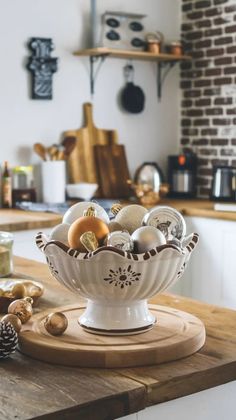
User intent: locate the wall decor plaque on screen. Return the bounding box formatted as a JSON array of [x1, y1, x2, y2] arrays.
[[27, 37, 58, 100]]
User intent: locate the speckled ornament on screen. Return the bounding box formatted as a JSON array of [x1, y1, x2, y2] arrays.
[[8, 298, 33, 324], [131, 226, 166, 254], [49, 223, 70, 245], [1, 314, 22, 333], [142, 206, 186, 241], [63, 201, 110, 225], [44, 312, 68, 336], [115, 204, 148, 234]]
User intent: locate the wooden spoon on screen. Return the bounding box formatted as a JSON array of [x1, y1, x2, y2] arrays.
[[33, 143, 47, 161]]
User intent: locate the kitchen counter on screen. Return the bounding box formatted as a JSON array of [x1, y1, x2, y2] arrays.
[[0, 199, 236, 233], [0, 209, 62, 231], [1, 256, 236, 420]]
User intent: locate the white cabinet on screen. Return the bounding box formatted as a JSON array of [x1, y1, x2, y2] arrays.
[[12, 228, 51, 263], [177, 216, 236, 309]]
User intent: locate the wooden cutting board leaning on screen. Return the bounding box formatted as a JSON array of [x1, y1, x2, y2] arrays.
[[94, 144, 131, 198], [63, 103, 118, 184]]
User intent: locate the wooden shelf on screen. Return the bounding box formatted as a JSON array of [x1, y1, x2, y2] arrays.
[[73, 47, 191, 62], [73, 47, 191, 98]]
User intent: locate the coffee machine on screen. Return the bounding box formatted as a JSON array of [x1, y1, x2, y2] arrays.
[[168, 153, 197, 198]]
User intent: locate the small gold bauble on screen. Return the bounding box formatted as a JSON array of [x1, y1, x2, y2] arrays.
[[1, 314, 22, 333], [8, 299, 33, 324], [11, 283, 26, 299], [44, 312, 68, 336]]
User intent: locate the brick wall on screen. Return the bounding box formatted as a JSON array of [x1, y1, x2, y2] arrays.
[[181, 0, 236, 197]]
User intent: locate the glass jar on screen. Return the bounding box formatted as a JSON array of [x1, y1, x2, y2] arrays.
[[0, 232, 14, 277]]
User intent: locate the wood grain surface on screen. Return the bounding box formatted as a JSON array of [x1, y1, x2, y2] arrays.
[[0, 209, 62, 232], [18, 303, 205, 368], [64, 103, 118, 184], [94, 144, 131, 198], [0, 256, 235, 420]]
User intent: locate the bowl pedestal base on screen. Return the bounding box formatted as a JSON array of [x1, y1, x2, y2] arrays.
[[78, 299, 156, 335]]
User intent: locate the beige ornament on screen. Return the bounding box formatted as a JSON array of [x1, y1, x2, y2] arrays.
[[8, 298, 33, 324], [115, 204, 148, 234], [108, 221, 123, 233], [44, 312, 68, 336], [1, 314, 22, 333]]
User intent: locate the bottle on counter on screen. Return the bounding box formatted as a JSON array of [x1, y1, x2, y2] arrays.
[[2, 161, 12, 208]]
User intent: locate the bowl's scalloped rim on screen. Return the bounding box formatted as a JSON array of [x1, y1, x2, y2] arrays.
[[36, 232, 199, 262]]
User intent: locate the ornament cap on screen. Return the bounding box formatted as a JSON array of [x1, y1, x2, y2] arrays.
[[83, 206, 97, 217], [80, 231, 99, 252], [111, 203, 122, 216]]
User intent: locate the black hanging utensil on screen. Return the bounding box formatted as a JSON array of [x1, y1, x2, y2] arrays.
[[120, 64, 145, 114]]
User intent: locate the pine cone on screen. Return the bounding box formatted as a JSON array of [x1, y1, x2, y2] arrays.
[[0, 321, 18, 359]]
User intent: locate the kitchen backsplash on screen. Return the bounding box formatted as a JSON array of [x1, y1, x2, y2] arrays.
[[181, 0, 236, 198]]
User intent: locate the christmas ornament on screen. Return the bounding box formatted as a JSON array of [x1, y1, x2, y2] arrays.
[[8, 298, 33, 324], [44, 312, 68, 336], [80, 231, 99, 252], [108, 221, 123, 233], [1, 314, 22, 333], [114, 204, 148, 234], [11, 283, 27, 299], [63, 201, 110, 225], [107, 231, 134, 252], [142, 206, 186, 241], [131, 226, 166, 254], [0, 321, 18, 359], [49, 223, 70, 245], [68, 206, 109, 252]]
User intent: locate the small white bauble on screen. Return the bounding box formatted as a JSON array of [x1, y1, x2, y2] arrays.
[[131, 226, 166, 254], [62, 201, 110, 225], [49, 223, 70, 244], [115, 204, 148, 234]]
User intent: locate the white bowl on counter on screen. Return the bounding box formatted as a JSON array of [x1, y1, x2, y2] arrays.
[[66, 183, 98, 200], [36, 232, 199, 335]]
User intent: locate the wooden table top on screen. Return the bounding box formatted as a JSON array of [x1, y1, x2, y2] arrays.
[[0, 256, 235, 420]]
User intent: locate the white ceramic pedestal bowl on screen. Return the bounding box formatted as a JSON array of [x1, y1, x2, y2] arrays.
[[36, 232, 199, 335]]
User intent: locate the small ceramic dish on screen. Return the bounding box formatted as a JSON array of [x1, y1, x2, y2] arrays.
[[0, 278, 44, 313], [36, 231, 199, 335]]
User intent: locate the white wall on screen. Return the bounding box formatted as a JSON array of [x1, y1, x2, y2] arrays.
[[0, 0, 180, 184]]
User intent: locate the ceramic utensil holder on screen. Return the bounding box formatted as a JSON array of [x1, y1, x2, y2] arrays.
[[42, 161, 66, 203]]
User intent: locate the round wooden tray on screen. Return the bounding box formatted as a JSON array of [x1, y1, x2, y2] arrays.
[[18, 304, 206, 368]]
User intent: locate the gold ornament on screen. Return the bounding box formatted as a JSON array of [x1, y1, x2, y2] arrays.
[[8, 298, 33, 324], [1, 314, 22, 333], [11, 283, 26, 299], [44, 312, 68, 336], [68, 212, 109, 252]]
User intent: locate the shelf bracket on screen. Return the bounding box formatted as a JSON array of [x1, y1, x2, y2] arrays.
[[89, 55, 107, 96], [157, 61, 178, 101]]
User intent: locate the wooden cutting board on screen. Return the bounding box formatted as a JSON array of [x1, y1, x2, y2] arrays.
[[64, 103, 118, 183], [94, 144, 131, 198], [18, 303, 205, 368]]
